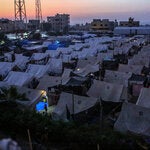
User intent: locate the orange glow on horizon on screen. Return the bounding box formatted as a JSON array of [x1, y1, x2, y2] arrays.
[[0, 0, 150, 24]]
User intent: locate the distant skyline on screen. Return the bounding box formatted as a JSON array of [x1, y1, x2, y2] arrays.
[[0, 0, 150, 25]]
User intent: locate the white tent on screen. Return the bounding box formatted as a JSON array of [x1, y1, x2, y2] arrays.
[[114, 43, 133, 55], [114, 102, 150, 137], [61, 68, 72, 83], [30, 53, 49, 61], [37, 75, 62, 91], [97, 52, 113, 63], [4, 71, 34, 87], [136, 88, 150, 108], [14, 54, 29, 70], [47, 58, 63, 74], [87, 80, 126, 102], [76, 56, 98, 69], [118, 64, 143, 75], [4, 52, 13, 62], [52, 92, 98, 121], [26, 64, 49, 78], [74, 64, 99, 77], [45, 50, 60, 58], [104, 70, 132, 87], [15, 86, 45, 108], [0, 62, 14, 77]]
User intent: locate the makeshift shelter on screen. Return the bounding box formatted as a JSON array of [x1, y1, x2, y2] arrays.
[[74, 64, 99, 77], [37, 75, 62, 91], [76, 56, 98, 69], [15, 86, 46, 108], [114, 27, 150, 35], [87, 80, 127, 102], [52, 92, 98, 121], [4, 52, 14, 62], [104, 70, 132, 87], [97, 52, 113, 63], [22, 44, 44, 52], [114, 102, 150, 137], [47, 58, 63, 75], [45, 50, 61, 58], [128, 74, 146, 97], [118, 64, 143, 75], [114, 43, 133, 55], [61, 68, 72, 82], [30, 53, 49, 64], [61, 76, 91, 95], [4, 71, 35, 87], [14, 54, 29, 71], [26, 64, 49, 79], [136, 88, 150, 108], [0, 62, 15, 78]]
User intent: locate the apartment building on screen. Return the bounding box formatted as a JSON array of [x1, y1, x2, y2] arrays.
[[120, 17, 140, 27], [47, 14, 70, 33], [91, 19, 118, 31]]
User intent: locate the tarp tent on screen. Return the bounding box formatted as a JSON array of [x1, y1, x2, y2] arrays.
[[114, 43, 133, 55], [47, 58, 63, 74], [136, 88, 150, 108], [104, 70, 132, 87], [26, 64, 49, 78], [36, 75, 62, 91], [45, 50, 60, 58], [52, 92, 97, 121], [0, 62, 14, 77], [114, 102, 150, 137], [118, 64, 143, 75], [30, 53, 49, 61], [87, 80, 126, 102], [76, 56, 98, 69], [4, 71, 34, 87], [14, 54, 29, 70], [61, 68, 72, 83], [15, 86, 45, 108], [74, 64, 99, 77]]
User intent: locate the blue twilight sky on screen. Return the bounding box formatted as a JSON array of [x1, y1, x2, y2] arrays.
[[0, 0, 150, 24]]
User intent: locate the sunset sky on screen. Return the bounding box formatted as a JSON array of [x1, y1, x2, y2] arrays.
[[0, 0, 150, 24]]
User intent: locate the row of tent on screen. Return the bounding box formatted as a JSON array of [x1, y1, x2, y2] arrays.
[[0, 34, 150, 137]]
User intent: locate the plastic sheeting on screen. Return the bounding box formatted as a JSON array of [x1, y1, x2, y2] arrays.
[[4, 71, 34, 87], [114, 102, 150, 137], [136, 88, 150, 108], [118, 64, 143, 75], [87, 80, 125, 102], [26, 64, 49, 78], [0, 62, 14, 77], [104, 70, 132, 87], [52, 92, 97, 121]]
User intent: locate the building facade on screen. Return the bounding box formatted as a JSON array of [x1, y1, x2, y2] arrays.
[[120, 17, 140, 27], [47, 14, 70, 33], [91, 19, 118, 31], [28, 20, 40, 31], [0, 18, 14, 33]]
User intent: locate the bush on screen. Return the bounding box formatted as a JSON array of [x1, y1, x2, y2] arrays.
[[0, 102, 147, 150]]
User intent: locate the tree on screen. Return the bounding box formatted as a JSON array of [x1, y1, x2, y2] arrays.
[[0, 86, 28, 102]]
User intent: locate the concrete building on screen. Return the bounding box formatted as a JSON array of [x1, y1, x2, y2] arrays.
[[114, 27, 150, 35], [47, 14, 70, 33], [120, 17, 140, 27], [91, 19, 118, 31], [0, 18, 14, 33], [28, 20, 40, 31], [70, 23, 91, 31]]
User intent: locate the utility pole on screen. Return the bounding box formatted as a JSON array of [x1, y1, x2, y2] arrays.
[[72, 90, 75, 120], [35, 0, 42, 29], [14, 0, 27, 28]]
